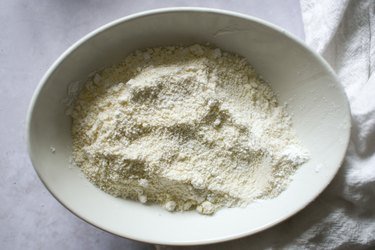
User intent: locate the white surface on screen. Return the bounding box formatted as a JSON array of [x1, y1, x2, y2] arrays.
[[27, 8, 350, 245], [0, 1, 304, 249]]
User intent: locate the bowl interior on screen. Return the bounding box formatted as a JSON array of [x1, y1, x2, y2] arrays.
[[28, 9, 351, 245]]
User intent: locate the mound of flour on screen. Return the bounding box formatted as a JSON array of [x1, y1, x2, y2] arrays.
[[71, 45, 309, 215]]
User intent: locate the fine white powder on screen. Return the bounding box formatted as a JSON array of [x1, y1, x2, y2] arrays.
[[71, 45, 309, 215]]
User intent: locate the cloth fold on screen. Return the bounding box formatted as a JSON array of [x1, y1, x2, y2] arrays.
[[161, 1, 375, 249], [302, 0, 375, 218]]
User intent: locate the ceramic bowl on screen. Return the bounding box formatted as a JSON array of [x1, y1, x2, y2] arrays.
[[27, 8, 351, 245]]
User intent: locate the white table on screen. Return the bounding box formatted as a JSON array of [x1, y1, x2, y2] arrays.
[[0, 1, 304, 249]]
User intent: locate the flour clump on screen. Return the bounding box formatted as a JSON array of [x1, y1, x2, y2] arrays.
[[71, 45, 309, 215]]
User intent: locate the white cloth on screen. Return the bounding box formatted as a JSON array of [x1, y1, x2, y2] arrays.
[[160, 1, 375, 249]]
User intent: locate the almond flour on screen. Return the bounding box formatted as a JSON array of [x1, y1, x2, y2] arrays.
[[71, 45, 309, 215]]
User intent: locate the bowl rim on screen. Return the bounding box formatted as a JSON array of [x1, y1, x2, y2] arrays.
[[26, 7, 351, 246]]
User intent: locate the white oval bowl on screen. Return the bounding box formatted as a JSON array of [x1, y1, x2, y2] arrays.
[[27, 8, 351, 245]]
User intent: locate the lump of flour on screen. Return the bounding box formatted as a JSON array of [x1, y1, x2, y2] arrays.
[[71, 44, 309, 215]]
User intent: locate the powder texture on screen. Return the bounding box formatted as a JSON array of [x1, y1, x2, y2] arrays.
[[71, 45, 309, 215]]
